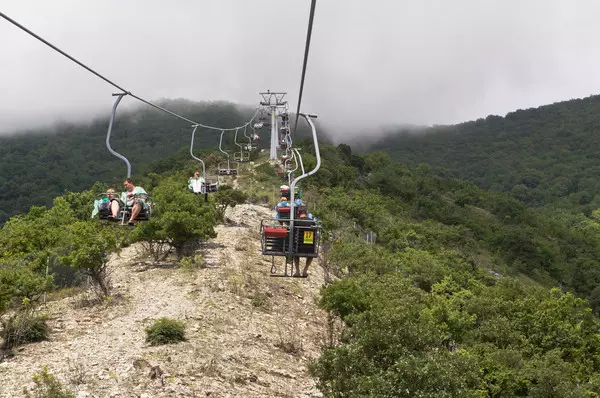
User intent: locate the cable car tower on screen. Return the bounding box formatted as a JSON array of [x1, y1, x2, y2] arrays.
[[259, 90, 288, 160]]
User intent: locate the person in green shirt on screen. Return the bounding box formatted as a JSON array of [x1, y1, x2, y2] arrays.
[[117, 178, 148, 226]]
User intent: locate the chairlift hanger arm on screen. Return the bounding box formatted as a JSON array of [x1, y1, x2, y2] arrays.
[[105, 93, 132, 178], [190, 125, 206, 180], [234, 127, 244, 153], [218, 129, 229, 158]]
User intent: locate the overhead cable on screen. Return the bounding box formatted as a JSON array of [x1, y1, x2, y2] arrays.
[[293, 0, 317, 133], [0, 11, 257, 131]]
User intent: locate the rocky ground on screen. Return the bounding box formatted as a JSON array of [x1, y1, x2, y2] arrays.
[[0, 204, 328, 397]]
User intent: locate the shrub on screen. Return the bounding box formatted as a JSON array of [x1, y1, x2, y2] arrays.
[[213, 185, 248, 221], [250, 293, 271, 312], [23, 366, 75, 398], [133, 176, 218, 260], [1, 311, 49, 349], [145, 318, 186, 346]]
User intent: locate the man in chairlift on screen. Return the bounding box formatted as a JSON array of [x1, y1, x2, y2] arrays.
[[188, 171, 205, 193], [112, 178, 148, 226]]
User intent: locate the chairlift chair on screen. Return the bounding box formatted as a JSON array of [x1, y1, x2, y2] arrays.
[[190, 125, 220, 197], [260, 218, 321, 277], [259, 113, 322, 277], [95, 192, 153, 225], [101, 93, 154, 225], [244, 125, 259, 151], [233, 127, 250, 163], [217, 129, 239, 175]]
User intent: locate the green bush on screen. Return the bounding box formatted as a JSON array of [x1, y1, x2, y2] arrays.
[[145, 318, 186, 346], [23, 366, 75, 398], [250, 292, 271, 312], [1, 312, 49, 349], [132, 175, 218, 259]]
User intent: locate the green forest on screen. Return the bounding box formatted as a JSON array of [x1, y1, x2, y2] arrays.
[[0, 99, 318, 223], [368, 94, 600, 214], [295, 142, 600, 396], [3, 95, 600, 395]]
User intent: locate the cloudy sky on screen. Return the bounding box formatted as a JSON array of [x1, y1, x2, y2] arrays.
[[2, 0, 600, 138]]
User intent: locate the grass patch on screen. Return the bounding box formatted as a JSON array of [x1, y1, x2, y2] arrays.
[[1, 312, 49, 349], [145, 318, 186, 346], [23, 366, 75, 398], [179, 254, 206, 272], [250, 292, 271, 312], [45, 286, 84, 302]]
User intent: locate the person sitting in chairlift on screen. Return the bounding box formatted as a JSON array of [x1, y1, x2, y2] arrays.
[[274, 196, 290, 221], [112, 178, 148, 226], [294, 256, 313, 278], [91, 188, 118, 218], [293, 205, 316, 277], [188, 171, 206, 194], [296, 204, 314, 221]]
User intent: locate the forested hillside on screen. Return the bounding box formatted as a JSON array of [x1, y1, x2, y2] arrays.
[[3, 137, 600, 395], [3, 97, 600, 396], [0, 100, 254, 221], [297, 143, 600, 396], [368, 94, 600, 213], [0, 99, 318, 222]]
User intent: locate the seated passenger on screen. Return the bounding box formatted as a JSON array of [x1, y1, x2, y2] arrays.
[[294, 256, 313, 277], [294, 204, 316, 277], [188, 171, 206, 193], [280, 185, 290, 197], [274, 197, 290, 221], [91, 188, 118, 218], [113, 178, 148, 226], [296, 205, 314, 222]]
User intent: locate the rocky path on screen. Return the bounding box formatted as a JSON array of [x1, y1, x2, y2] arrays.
[[0, 204, 326, 397]]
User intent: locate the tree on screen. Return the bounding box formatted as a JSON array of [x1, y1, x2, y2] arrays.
[[133, 176, 218, 259], [213, 185, 248, 221], [58, 222, 117, 298]]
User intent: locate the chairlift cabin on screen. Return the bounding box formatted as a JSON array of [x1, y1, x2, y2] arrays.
[[217, 129, 239, 175], [259, 113, 322, 277], [101, 93, 153, 224], [190, 125, 220, 197]]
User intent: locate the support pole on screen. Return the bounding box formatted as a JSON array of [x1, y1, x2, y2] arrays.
[[270, 106, 277, 160]]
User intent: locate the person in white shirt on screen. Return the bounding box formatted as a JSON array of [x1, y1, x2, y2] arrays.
[[188, 171, 206, 194]]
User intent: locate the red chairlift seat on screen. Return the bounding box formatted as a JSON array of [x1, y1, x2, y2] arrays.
[[277, 206, 291, 221], [263, 226, 288, 239]]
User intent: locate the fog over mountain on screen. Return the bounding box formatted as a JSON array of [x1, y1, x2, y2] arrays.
[[3, 0, 600, 140]]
